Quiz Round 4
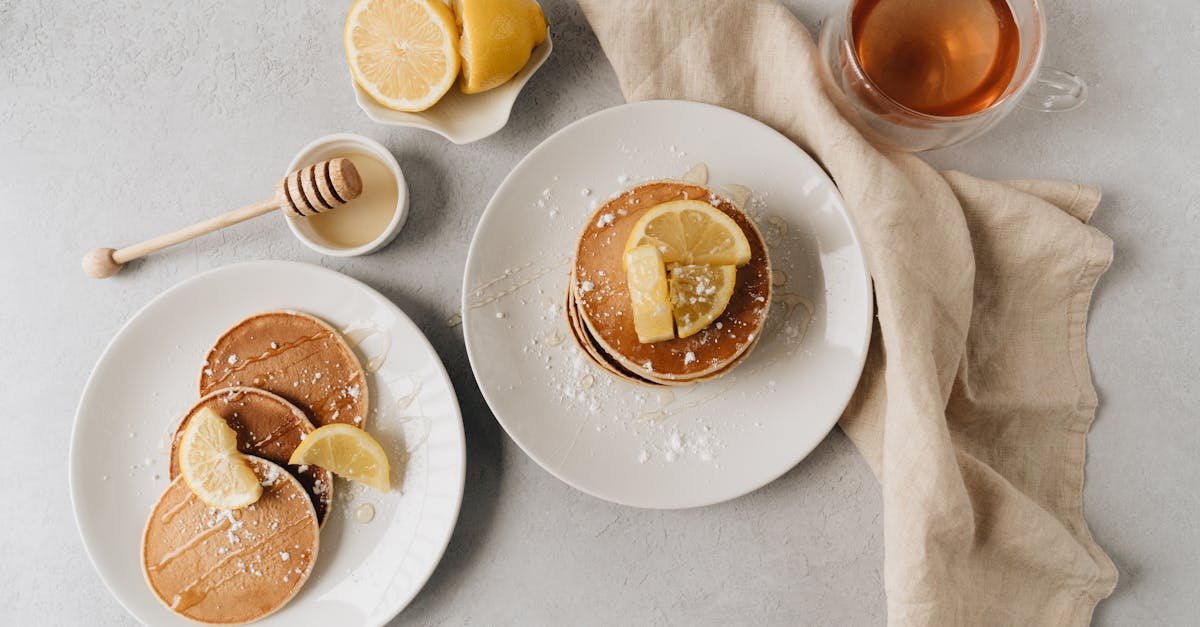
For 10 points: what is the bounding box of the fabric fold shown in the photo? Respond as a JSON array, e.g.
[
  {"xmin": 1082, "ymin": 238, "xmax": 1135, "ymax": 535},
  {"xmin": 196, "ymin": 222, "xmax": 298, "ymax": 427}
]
[{"xmin": 578, "ymin": 0, "xmax": 1118, "ymax": 624}]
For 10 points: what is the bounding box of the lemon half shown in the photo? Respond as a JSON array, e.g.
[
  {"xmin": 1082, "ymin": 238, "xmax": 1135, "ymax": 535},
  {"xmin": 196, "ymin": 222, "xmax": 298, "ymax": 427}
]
[
  {"xmin": 454, "ymin": 0, "xmax": 547, "ymax": 94},
  {"xmin": 345, "ymin": 0, "xmax": 460, "ymax": 112},
  {"xmin": 178, "ymin": 407, "xmax": 263, "ymax": 510}
]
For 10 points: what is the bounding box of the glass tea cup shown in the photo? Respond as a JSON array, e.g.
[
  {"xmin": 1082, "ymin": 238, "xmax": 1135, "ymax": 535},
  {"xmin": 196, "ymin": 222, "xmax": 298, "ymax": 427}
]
[{"xmin": 817, "ymin": 0, "xmax": 1087, "ymax": 152}]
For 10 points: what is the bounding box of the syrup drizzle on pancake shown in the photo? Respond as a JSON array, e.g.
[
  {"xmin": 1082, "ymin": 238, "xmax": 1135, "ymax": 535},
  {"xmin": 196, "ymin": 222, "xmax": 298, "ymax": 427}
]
[
  {"xmin": 250, "ymin": 418, "xmax": 303, "ymax": 449},
  {"xmin": 201, "ymin": 311, "xmax": 369, "ymax": 429},
  {"xmin": 204, "ymin": 331, "xmax": 328, "ymax": 388},
  {"xmin": 159, "ymin": 498, "xmax": 191, "ymax": 526},
  {"xmin": 143, "ymin": 457, "xmax": 319, "ymax": 624},
  {"xmin": 147, "ymin": 521, "xmax": 231, "ymax": 572},
  {"xmin": 166, "ymin": 514, "xmax": 314, "ymax": 612}
]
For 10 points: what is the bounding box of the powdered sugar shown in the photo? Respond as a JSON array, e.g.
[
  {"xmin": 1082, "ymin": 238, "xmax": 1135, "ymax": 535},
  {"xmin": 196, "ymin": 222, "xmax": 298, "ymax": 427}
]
[{"xmin": 520, "ymin": 309, "xmax": 734, "ymax": 467}]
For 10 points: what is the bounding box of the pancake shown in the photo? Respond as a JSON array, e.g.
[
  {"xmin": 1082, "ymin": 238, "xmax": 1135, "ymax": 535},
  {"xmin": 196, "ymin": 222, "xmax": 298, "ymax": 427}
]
[
  {"xmin": 199, "ymin": 311, "xmax": 369, "ymax": 428},
  {"xmin": 142, "ymin": 456, "xmax": 319, "ymax": 624},
  {"xmin": 570, "ymin": 262, "xmax": 758, "ymax": 388},
  {"xmin": 567, "ymin": 278, "xmax": 763, "ymax": 387},
  {"xmin": 565, "ymin": 279, "xmax": 657, "ymax": 386},
  {"xmin": 572, "ymin": 181, "xmax": 771, "ymax": 382},
  {"xmin": 168, "ymin": 387, "xmax": 334, "ymax": 525}
]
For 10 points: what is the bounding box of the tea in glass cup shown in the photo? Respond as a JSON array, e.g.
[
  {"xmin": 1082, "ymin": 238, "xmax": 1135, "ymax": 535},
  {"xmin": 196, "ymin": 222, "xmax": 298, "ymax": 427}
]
[{"xmin": 819, "ymin": 0, "xmax": 1087, "ymax": 151}]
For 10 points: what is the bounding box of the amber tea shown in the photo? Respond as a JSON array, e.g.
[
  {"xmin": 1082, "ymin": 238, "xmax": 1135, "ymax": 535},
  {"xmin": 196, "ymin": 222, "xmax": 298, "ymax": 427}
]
[{"xmin": 851, "ymin": 0, "xmax": 1021, "ymax": 117}]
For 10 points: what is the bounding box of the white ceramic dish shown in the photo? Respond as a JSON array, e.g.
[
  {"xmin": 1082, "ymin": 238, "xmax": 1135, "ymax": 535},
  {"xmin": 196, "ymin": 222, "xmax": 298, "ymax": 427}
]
[
  {"xmin": 462, "ymin": 100, "xmax": 873, "ymax": 509},
  {"xmin": 70, "ymin": 261, "xmax": 465, "ymax": 626},
  {"xmin": 284, "ymin": 133, "xmax": 409, "ymax": 257},
  {"xmin": 352, "ymin": 37, "xmax": 552, "ymax": 144}
]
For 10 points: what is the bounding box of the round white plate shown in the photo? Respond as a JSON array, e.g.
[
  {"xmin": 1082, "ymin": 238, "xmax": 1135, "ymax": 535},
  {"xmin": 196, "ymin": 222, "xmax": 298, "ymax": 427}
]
[
  {"xmin": 462, "ymin": 100, "xmax": 873, "ymax": 509},
  {"xmin": 71, "ymin": 261, "xmax": 465, "ymax": 626}
]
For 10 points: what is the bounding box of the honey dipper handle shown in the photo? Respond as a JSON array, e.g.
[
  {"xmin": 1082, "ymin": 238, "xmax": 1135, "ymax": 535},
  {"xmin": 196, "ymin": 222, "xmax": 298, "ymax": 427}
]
[
  {"xmin": 81, "ymin": 197, "xmax": 281, "ymax": 278},
  {"xmin": 111, "ymin": 198, "xmax": 281, "ymax": 265},
  {"xmin": 82, "ymin": 158, "xmax": 362, "ymax": 279}
]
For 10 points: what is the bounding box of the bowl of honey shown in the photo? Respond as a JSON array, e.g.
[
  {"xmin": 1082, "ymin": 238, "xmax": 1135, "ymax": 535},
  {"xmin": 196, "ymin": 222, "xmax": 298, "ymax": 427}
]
[{"xmin": 283, "ymin": 133, "xmax": 408, "ymax": 256}]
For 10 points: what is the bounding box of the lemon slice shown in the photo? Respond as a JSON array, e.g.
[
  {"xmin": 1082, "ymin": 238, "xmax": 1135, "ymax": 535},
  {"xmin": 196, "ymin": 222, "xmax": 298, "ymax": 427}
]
[
  {"xmin": 178, "ymin": 407, "xmax": 263, "ymax": 509},
  {"xmin": 454, "ymin": 0, "xmax": 547, "ymax": 94},
  {"xmin": 289, "ymin": 424, "xmax": 390, "ymax": 491},
  {"xmin": 624, "ymin": 245, "xmax": 675, "ymax": 344},
  {"xmin": 624, "ymin": 200, "xmax": 752, "ymax": 269},
  {"xmin": 344, "ymin": 0, "xmax": 460, "ymax": 112},
  {"xmin": 669, "ymin": 264, "xmax": 737, "ymax": 339}
]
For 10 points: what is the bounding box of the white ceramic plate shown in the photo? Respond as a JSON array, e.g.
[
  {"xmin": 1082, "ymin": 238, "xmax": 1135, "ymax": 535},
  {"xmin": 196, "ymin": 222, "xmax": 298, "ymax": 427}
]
[
  {"xmin": 462, "ymin": 100, "xmax": 873, "ymax": 509},
  {"xmin": 71, "ymin": 261, "xmax": 465, "ymax": 626},
  {"xmin": 353, "ymin": 38, "xmax": 552, "ymax": 144}
]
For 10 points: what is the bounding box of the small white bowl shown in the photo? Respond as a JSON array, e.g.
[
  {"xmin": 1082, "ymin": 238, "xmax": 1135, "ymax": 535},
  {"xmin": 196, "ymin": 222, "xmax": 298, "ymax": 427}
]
[
  {"xmin": 284, "ymin": 133, "xmax": 409, "ymax": 257},
  {"xmin": 352, "ymin": 36, "xmax": 553, "ymax": 144}
]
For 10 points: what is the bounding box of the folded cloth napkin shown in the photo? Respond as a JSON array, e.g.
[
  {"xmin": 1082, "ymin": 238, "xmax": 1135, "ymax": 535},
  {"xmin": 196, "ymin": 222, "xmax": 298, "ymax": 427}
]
[{"xmin": 578, "ymin": 0, "xmax": 1119, "ymax": 623}]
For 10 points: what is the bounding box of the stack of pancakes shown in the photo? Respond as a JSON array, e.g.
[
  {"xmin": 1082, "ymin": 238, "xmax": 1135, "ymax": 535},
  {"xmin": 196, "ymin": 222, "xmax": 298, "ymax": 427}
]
[
  {"xmin": 141, "ymin": 311, "xmax": 369, "ymax": 624},
  {"xmin": 568, "ymin": 181, "xmax": 771, "ymax": 385}
]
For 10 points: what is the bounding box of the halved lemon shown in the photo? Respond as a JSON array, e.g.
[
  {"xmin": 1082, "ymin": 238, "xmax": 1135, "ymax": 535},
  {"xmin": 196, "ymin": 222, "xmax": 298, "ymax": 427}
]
[
  {"xmin": 624, "ymin": 200, "xmax": 752, "ymax": 269},
  {"xmin": 178, "ymin": 407, "xmax": 263, "ymax": 510},
  {"xmin": 289, "ymin": 424, "xmax": 390, "ymax": 491},
  {"xmin": 624, "ymin": 245, "xmax": 675, "ymax": 344},
  {"xmin": 669, "ymin": 264, "xmax": 737, "ymax": 339},
  {"xmin": 454, "ymin": 0, "xmax": 547, "ymax": 94},
  {"xmin": 344, "ymin": 0, "xmax": 460, "ymax": 112}
]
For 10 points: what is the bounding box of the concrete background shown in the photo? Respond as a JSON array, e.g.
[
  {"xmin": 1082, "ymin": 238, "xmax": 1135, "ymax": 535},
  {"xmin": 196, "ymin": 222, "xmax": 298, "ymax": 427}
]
[{"xmin": 1, "ymin": 0, "xmax": 1195, "ymax": 624}]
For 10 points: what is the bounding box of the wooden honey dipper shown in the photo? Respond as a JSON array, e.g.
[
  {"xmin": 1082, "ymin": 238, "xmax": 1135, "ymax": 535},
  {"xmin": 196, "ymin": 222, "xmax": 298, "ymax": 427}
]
[{"xmin": 82, "ymin": 158, "xmax": 362, "ymax": 279}]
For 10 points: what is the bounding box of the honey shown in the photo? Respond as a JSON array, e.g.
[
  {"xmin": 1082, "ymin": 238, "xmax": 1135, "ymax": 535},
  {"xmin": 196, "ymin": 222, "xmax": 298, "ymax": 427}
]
[{"xmin": 306, "ymin": 153, "xmax": 398, "ymax": 248}]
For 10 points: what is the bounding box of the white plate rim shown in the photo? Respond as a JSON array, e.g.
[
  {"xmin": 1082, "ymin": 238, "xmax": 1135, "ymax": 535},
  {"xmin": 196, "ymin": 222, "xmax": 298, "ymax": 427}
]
[
  {"xmin": 69, "ymin": 260, "xmax": 467, "ymax": 625},
  {"xmin": 461, "ymin": 99, "xmax": 874, "ymax": 509}
]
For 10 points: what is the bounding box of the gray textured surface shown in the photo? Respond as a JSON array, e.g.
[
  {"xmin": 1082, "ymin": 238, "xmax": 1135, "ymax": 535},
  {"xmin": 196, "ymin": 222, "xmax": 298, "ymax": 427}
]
[{"xmin": 0, "ymin": 1, "xmax": 1195, "ymax": 625}]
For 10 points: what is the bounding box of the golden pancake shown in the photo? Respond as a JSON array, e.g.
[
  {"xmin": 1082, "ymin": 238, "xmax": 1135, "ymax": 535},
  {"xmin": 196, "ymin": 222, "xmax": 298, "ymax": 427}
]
[
  {"xmin": 142, "ymin": 457, "xmax": 319, "ymax": 624},
  {"xmin": 199, "ymin": 311, "xmax": 369, "ymax": 428},
  {"xmin": 567, "ymin": 276, "xmax": 763, "ymax": 388},
  {"xmin": 565, "ymin": 280, "xmax": 658, "ymax": 386},
  {"xmin": 168, "ymin": 387, "xmax": 334, "ymax": 525},
  {"xmin": 570, "ymin": 277, "xmax": 754, "ymax": 387},
  {"xmin": 572, "ymin": 181, "xmax": 771, "ymax": 382}
]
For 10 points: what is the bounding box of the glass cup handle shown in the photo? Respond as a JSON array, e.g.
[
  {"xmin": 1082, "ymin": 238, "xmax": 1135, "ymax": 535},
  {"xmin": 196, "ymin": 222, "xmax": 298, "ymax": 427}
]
[{"xmin": 1019, "ymin": 66, "xmax": 1088, "ymax": 112}]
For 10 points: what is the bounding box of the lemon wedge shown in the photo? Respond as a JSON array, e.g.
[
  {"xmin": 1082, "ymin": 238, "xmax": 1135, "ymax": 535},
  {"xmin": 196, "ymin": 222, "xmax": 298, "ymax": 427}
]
[
  {"xmin": 624, "ymin": 200, "xmax": 752, "ymax": 269},
  {"xmin": 624, "ymin": 245, "xmax": 675, "ymax": 344},
  {"xmin": 178, "ymin": 407, "xmax": 263, "ymax": 510},
  {"xmin": 453, "ymin": 0, "xmax": 547, "ymax": 94},
  {"xmin": 669, "ymin": 264, "xmax": 737, "ymax": 339},
  {"xmin": 289, "ymin": 424, "xmax": 390, "ymax": 492},
  {"xmin": 345, "ymin": 0, "xmax": 460, "ymax": 112}
]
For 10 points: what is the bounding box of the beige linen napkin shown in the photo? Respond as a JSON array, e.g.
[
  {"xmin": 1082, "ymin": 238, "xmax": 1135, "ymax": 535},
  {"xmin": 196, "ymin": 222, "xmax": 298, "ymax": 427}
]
[{"xmin": 578, "ymin": 0, "xmax": 1119, "ymax": 623}]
